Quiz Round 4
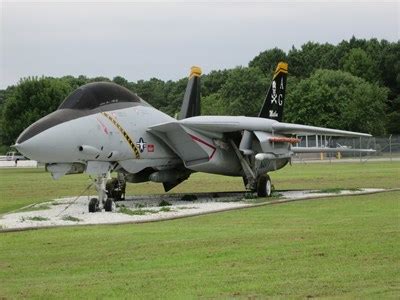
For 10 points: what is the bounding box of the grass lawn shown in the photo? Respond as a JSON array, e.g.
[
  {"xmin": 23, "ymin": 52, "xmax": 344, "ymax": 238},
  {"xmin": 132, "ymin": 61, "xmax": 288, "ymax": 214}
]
[
  {"xmin": 0, "ymin": 191, "xmax": 399, "ymax": 298},
  {"xmin": 0, "ymin": 162, "xmax": 399, "ymax": 298},
  {"xmin": 0, "ymin": 161, "xmax": 399, "ymax": 214}
]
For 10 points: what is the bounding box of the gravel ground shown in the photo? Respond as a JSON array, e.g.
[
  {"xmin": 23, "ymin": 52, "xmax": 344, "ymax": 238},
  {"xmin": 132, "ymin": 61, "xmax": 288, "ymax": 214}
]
[{"xmin": 0, "ymin": 188, "xmax": 385, "ymax": 231}]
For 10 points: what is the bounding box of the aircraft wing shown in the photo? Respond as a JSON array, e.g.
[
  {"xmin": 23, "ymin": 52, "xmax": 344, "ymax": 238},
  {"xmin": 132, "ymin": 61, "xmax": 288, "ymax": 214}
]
[
  {"xmin": 291, "ymin": 147, "xmax": 375, "ymax": 153},
  {"xmin": 174, "ymin": 116, "xmax": 371, "ymax": 137},
  {"xmin": 271, "ymin": 122, "xmax": 371, "ymax": 137},
  {"xmin": 148, "ymin": 116, "xmax": 373, "ymax": 166}
]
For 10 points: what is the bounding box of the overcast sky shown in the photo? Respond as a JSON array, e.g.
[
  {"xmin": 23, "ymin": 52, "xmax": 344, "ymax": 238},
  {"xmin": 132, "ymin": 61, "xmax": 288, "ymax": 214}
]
[{"xmin": 1, "ymin": 0, "xmax": 399, "ymax": 89}]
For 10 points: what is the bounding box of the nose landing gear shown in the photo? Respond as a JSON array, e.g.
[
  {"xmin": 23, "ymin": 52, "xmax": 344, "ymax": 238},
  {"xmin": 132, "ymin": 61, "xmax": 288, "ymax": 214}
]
[
  {"xmin": 88, "ymin": 173, "xmax": 126, "ymax": 213},
  {"xmin": 88, "ymin": 173, "xmax": 114, "ymax": 213}
]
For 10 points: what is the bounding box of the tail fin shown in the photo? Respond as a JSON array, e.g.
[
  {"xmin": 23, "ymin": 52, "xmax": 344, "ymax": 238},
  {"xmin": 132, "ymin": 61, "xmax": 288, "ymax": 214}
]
[
  {"xmin": 258, "ymin": 62, "xmax": 288, "ymax": 122},
  {"xmin": 178, "ymin": 66, "xmax": 202, "ymax": 120}
]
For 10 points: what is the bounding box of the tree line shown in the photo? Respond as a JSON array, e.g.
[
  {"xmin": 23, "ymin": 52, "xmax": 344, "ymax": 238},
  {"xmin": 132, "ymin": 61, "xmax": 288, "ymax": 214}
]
[{"xmin": 0, "ymin": 37, "xmax": 399, "ymax": 152}]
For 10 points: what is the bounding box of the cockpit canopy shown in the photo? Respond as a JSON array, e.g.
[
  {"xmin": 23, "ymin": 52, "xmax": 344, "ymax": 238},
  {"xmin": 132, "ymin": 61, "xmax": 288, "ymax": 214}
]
[
  {"xmin": 16, "ymin": 82, "xmax": 146, "ymax": 144},
  {"xmin": 58, "ymin": 82, "xmax": 142, "ymax": 110}
]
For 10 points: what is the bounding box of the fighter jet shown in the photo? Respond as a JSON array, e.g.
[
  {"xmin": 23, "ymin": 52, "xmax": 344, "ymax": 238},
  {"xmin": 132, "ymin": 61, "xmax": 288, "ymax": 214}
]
[{"xmin": 14, "ymin": 62, "xmax": 373, "ymax": 212}]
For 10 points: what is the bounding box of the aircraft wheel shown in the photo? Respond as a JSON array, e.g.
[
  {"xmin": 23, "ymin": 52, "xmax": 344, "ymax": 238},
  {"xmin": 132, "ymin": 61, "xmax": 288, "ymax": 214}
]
[
  {"xmin": 106, "ymin": 178, "xmax": 125, "ymax": 201},
  {"xmin": 104, "ymin": 198, "xmax": 114, "ymax": 212},
  {"xmin": 89, "ymin": 198, "xmax": 99, "ymax": 213},
  {"xmin": 257, "ymin": 174, "xmax": 272, "ymax": 197},
  {"xmin": 106, "ymin": 178, "xmax": 117, "ymax": 198},
  {"xmin": 114, "ymin": 190, "xmax": 122, "ymax": 201},
  {"xmin": 119, "ymin": 181, "xmax": 126, "ymax": 201}
]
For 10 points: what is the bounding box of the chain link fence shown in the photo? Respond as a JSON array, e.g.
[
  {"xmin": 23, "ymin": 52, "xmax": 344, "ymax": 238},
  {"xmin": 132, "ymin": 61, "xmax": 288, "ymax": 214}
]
[{"xmin": 293, "ymin": 135, "xmax": 400, "ymax": 162}]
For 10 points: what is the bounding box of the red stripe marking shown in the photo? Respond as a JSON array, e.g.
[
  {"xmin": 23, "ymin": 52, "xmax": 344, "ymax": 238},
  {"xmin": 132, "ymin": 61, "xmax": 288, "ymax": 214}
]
[
  {"xmin": 188, "ymin": 134, "xmax": 217, "ymax": 160},
  {"xmin": 96, "ymin": 117, "xmax": 109, "ymax": 135},
  {"xmin": 269, "ymin": 137, "xmax": 300, "ymax": 144}
]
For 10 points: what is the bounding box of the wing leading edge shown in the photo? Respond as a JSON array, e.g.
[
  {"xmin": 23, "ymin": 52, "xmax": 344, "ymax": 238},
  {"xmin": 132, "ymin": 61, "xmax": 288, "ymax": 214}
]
[{"xmin": 272, "ymin": 122, "xmax": 372, "ymax": 137}]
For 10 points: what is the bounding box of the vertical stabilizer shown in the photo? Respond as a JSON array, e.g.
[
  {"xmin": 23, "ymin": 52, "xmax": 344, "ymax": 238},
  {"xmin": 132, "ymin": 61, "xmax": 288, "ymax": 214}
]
[
  {"xmin": 258, "ymin": 62, "xmax": 288, "ymax": 122},
  {"xmin": 178, "ymin": 66, "xmax": 202, "ymax": 120}
]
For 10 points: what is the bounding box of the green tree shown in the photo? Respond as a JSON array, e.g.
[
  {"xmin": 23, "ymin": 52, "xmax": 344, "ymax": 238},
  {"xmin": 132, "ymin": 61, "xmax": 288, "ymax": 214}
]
[
  {"xmin": 201, "ymin": 69, "xmax": 229, "ymax": 97},
  {"xmin": 201, "ymin": 93, "xmax": 226, "ymax": 115},
  {"xmin": 0, "ymin": 77, "xmax": 72, "ymax": 146},
  {"xmin": 342, "ymin": 48, "xmax": 379, "ymax": 83},
  {"xmin": 61, "ymin": 75, "xmax": 89, "ymax": 90},
  {"xmin": 163, "ymin": 78, "xmax": 187, "ymax": 116},
  {"xmin": 112, "ymin": 76, "xmax": 130, "ymax": 89},
  {"xmin": 386, "ymin": 95, "xmax": 400, "ymax": 134},
  {"xmin": 249, "ymin": 48, "xmax": 287, "ymax": 77},
  {"xmin": 379, "ymin": 42, "xmax": 400, "ymax": 98},
  {"xmin": 285, "ymin": 69, "xmax": 387, "ymax": 135},
  {"xmin": 133, "ymin": 78, "xmax": 166, "ymax": 109},
  {"xmin": 218, "ymin": 67, "xmax": 267, "ymax": 116},
  {"xmin": 89, "ymin": 76, "xmax": 110, "ymax": 83},
  {"xmin": 288, "ymin": 42, "xmax": 339, "ymax": 78}
]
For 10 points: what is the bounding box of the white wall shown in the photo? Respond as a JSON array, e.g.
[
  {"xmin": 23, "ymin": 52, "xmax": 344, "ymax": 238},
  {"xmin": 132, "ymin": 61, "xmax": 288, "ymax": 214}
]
[{"xmin": 0, "ymin": 160, "xmax": 38, "ymax": 168}]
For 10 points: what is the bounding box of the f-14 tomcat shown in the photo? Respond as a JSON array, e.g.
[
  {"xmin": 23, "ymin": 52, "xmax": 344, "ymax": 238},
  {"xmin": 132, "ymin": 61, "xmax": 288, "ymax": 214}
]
[{"xmin": 15, "ymin": 62, "xmax": 373, "ymax": 212}]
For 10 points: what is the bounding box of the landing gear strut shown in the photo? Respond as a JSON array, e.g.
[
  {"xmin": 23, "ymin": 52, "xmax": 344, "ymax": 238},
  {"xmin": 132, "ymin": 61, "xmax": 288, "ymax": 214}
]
[
  {"xmin": 230, "ymin": 139, "xmax": 273, "ymax": 198},
  {"xmin": 88, "ymin": 172, "xmax": 114, "ymax": 213}
]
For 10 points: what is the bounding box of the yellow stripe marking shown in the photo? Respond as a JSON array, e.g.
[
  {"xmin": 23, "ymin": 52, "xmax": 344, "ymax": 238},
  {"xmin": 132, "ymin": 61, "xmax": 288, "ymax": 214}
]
[
  {"xmin": 189, "ymin": 65, "xmax": 202, "ymax": 79},
  {"xmin": 101, "ymin": 112, "xmax": 141, "ymax": 159},
  {"xmin": 273, "ymin": 62, "xmax": 288, "ymax": 78}
]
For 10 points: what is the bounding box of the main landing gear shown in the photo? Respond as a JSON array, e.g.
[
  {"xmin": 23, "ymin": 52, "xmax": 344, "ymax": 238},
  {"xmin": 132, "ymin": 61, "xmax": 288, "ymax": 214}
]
[
  {"xmin": 256, "ymin": 174, "xmax": 272, "ymax": 197},
  {"xmin": 230, "ymin": 140, "xmax": 273, "ymax": 197},
  {"xmin": 88, "ymin": 173, "xmax": 126, "ymax": 213},
  {"xmin": 106, "ymin": 177, "xmax": 126, "ymax": 201}
]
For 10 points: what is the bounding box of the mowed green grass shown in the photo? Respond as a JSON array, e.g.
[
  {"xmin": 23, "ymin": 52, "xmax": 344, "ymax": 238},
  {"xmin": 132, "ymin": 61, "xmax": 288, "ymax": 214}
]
[
  {"xmin": 0, "ymin": 162, "xmax": 399, "ymax": 298},
  {"xmin": 0, "ymin": 161, "xmax": 399, "ymax": 214},
  {"xmin": 0, "ymin": 192, "xmax": 399, "ymax": 298}
]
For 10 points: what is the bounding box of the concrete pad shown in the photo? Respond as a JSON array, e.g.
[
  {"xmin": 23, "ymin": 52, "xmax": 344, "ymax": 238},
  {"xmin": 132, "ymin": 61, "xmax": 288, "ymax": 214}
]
[{"xmin": 0, "ymin": 188, "xmax": 387, "ymax": 231}]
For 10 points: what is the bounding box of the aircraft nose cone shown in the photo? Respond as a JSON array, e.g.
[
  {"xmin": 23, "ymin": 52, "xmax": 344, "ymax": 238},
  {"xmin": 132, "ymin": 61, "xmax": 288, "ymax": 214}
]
[
  {"xmin": 14, "ymin": 113, "xmax": 80, "ymax": 163},
  {"xmin": 15, "ymin": 123, "xmax": 41, "ymax": 159},
  {"xmin": 14, "ymin": 116, "xmax": 50, "ymax": 160},
  {"xmin": 14, "ymin": 129, "xmax": 47, "ymax": 161},
  {"xmin": 16, "ymin": 114, "xmax": 51, "ymax": 145},
  {"xmin": 14, "ymin": 142, "xmax": 25, "ymax": 154}
]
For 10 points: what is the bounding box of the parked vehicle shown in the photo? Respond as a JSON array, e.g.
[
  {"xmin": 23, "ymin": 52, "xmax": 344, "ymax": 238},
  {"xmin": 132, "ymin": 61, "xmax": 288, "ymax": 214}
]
[{"xmin": 0, "ymin": 151, "xmax": 27, "ymax": 162}]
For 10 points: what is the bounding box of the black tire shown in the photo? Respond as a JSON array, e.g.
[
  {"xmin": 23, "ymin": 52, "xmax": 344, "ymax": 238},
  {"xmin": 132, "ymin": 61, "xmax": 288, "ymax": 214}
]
[
  {"xmin": 113, "ymin": 189, "xmax": 122, "ymax": 201},
  {"xmin": 257, "ymin": 174, "xmax": 272, "ymax": 197},
  {"xmin": 119, "ymin": 181, "xmax": 126, "ymax": 200},
  {"xmin": 265, "ymin": 175, "xmax": 272, "ymax": 197},
  {"xmin": 88, "ymin": 198, "xmax": 99, "ymax": 213},
  {"xmin": 104, "ymin": 198, "xmax": 113, "ymax": 212},
  {"xmin": 106, "ymin": 178, "xmax": 118, "ymax": 198},
  {"xmin": 106, "ymin": 178, "xmax": 125, "ymax": 201}
]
